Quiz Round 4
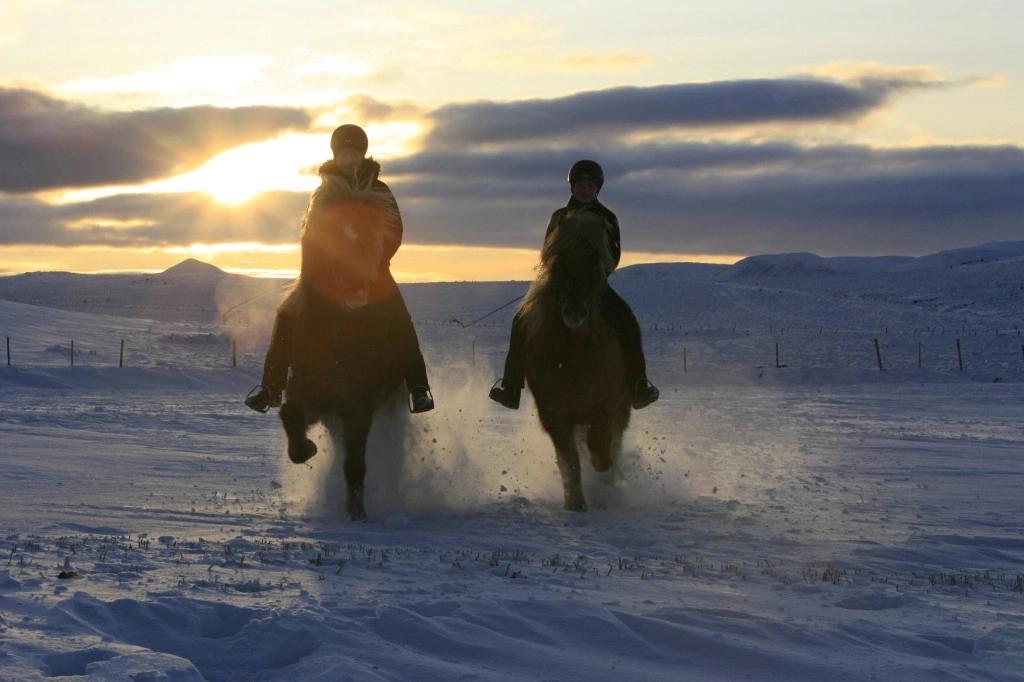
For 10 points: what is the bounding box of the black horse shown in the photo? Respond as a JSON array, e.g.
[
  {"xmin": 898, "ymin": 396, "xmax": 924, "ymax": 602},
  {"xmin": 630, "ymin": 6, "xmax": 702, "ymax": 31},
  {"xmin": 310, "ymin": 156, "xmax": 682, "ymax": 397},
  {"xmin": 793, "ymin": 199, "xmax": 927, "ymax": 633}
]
[
  {"xmin": 519, "ymin": 210, "xmax": 632, "ymax": 511},
  {"xmin": 277, "ymin": 189, "xmax": 405, "ymax": 521}
]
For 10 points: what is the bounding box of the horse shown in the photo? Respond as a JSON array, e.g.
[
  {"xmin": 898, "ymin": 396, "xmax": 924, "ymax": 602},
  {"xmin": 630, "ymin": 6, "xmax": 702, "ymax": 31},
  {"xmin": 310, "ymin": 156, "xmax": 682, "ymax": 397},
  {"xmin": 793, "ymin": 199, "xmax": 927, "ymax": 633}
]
[
  {"xmin": 519, "ymin": 210, "xmax": 632, "ymax": 511},
  {"xmin": 276, "ymin": 186, "xmax": 405, "ymax": 521}
]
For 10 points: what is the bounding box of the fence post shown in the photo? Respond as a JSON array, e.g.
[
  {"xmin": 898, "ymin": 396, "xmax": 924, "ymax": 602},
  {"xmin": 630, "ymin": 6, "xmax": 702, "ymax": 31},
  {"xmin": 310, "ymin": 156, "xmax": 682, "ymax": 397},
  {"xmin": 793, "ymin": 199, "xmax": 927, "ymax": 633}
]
[
  {"xmin": 231, "ymin": 339, "xmax": 237, "ymax": 368},
  {"xmin": 119, "ymin": 339, "xmax": 124, "ymax": 368},
  {"xmin": 956, "ymin": 338, "xmax": 963, "ymax": 372},
  {"xmin": 873, "ymin": 338, "xmax": 883, "ymax": 371}
]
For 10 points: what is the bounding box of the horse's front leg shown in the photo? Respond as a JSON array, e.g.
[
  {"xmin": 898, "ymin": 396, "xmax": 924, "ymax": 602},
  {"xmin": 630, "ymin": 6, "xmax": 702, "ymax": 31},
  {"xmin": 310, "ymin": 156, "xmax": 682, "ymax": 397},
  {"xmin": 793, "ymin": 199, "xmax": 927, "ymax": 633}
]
[
  {"xmin": 280, "ymin": 401, "xmax": 317, "ymax": 464},
  {"xmin": 586, "ymin": 399, "xmax": 629, "ymax": 473},
  {"xmin": 550, "ymin": 427, "xmax": 587, "ymax": 511},
  {"xmin": 341, "ymin": 409, "xmax": 373, "ymax": 521}
]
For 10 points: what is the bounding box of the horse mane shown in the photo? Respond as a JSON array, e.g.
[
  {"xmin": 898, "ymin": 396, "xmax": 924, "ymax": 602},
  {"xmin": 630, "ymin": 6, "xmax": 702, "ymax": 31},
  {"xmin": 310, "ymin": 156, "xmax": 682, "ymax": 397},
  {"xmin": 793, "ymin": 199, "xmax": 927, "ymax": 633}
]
[
  {"xmin": 299, "ymin": 182, "xmax": 400, "ymax": 246},
  {"xmin": 518, "ymin": 210, "xmax": 614, "ymax": 333},
  {"xmin": 291, "ymin": 181, "xmax": 401, "ymax": 305}
]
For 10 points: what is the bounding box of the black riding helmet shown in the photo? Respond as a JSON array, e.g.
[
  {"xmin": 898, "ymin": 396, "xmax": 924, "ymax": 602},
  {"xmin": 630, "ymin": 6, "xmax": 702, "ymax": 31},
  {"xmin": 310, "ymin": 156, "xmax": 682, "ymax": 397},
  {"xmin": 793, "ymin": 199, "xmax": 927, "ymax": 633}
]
[
  {"xmin": 568, "ymin": 159, "xmax": 604, "ymax": 192},
  {"xmin": 330, "ymin": 124, "xmax": 369, "ymax": 155}
]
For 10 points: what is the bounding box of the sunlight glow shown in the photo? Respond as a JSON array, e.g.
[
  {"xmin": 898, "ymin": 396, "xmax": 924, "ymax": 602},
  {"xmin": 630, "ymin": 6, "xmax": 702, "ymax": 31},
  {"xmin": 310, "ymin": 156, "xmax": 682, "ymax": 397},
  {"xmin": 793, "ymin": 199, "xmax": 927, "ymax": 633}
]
[
  {"xmin": 62, "ymin": 55, "xmax": 273, "ymax": 95},
  {"xmin": 165, "ymin": 242, "xmax": 298, "ymax": 257},
  {"xmin": 159, "ymin": 135, "xmax": 323, "ymax": 205},
  {"xmin": 65, "ymin": 217, "xmax": 156, "ymax": 230},
  {"xmin": 41, "ymin": 125, "xmax": 426, "ymax": 208}
]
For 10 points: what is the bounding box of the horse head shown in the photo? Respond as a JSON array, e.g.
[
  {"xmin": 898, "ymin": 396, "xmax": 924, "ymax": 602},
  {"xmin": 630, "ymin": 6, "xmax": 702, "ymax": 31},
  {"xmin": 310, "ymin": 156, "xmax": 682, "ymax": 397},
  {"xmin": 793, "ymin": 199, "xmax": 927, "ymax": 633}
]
[
  {"xmin": 537, "ymin": 210, "xmax": 614, "ymax": 329},
  {"xmin": 299, "ymin": 193, "xmax": 399, "ymax": 310}
]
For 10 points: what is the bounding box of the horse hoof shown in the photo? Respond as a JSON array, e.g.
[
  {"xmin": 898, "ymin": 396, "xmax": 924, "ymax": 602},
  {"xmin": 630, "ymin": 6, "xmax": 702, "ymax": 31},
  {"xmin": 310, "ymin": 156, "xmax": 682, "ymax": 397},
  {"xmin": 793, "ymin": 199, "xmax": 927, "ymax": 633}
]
[{"xmin": 288, "ymin": 438, "xmax": 317, "ymax": 464}]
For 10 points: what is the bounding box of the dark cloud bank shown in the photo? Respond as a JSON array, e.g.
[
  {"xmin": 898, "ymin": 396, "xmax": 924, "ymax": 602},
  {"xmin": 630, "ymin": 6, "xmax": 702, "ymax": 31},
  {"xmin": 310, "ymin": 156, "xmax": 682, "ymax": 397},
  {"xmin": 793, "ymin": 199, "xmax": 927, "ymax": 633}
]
[
  {"xmin": 2, "ymin": 77, "xmax": 1021, "ymax": 258},
  {"xmin": 0, "ymin": 87, "xmax": 310, "ymax": 192},
  {"xmin": 425, "ymin": 76, "xmax": 932, "ymax": 146}
]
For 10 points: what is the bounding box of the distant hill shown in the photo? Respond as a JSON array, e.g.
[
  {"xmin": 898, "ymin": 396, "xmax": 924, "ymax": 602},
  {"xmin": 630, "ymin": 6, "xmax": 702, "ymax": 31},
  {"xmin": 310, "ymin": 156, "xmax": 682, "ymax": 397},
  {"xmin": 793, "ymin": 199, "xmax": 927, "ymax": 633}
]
[
  {"xmin": 161, "ymin": 258, "xmax": 227, "ymax": 278},
  {"xmin": 892, "ymin": 241, "xmax": 1024, "ymax": 271},
  {"xmin": 0, "ymin": 260, "xmax": 284, "ymax": 323},
  {"xmin": 724, "ymin": 241, "xmax": 1024, "ymax": 279},
  {"xmin": 1, "ymin": 242, "xmax": 1022, "ymax": 330}
]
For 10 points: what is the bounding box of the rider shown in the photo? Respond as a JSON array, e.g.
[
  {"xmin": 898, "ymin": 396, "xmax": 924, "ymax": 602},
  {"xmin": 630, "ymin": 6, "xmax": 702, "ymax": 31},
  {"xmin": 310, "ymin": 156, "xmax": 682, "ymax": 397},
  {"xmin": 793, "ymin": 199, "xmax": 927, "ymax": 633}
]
[
  {"xmin": 488, "ymin": 159, "xmax": 659, "ymax": 410},
  {"xmin": 245, "ymin": 124, "xmax": 434, "ymax": 414}
]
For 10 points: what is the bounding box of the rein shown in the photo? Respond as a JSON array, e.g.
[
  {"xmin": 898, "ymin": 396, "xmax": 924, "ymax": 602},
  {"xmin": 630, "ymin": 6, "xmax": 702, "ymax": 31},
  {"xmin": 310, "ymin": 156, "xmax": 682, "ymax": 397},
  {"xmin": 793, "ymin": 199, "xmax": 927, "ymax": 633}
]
[{"xmin": 450, "ymin": 293, "xmax": 524, "ymax": 328}]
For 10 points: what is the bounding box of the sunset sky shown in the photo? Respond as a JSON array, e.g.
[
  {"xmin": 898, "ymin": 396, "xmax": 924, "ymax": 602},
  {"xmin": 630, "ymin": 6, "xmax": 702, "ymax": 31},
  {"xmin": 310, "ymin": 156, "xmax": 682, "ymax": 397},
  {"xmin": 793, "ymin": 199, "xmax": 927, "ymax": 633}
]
[{"xmin": 1, "ymin": 0, "xmax": 1021, "ymax": 280}]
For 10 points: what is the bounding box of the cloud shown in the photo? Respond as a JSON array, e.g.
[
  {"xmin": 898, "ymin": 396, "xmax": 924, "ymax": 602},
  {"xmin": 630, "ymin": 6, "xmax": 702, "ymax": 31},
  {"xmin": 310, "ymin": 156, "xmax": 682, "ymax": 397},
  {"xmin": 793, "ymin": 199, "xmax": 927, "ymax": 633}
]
[
  {"xmin": 425, "ymin": 76, "xmax": 939, "ymax": 146},
  {"xmin": 62, "ymin": 55, "xmax": 274, "ymax": 95},
  {"xmin": 386, "ymin": 140, "xmax": 1024, "ymax": 255},
  {"xmin": 341, "ymin": 93, "xmax": 426, "ymax": 123},
  {"xmin": 4, "ymin": 141, "xmax": 1021, "ymax": 258},
  {"xmin": 0, "ymin": 87, "xmax": 311, "ymax": 192},
  {"xmin": 292, "ymin": 54, "xmax": 372, "ymax": 79},
  {"xmin": 0, "ymin": 191, "xmax": 309, "ymax": 247},
  {"xmin": 2, "ymin": 76, "xmax": 1018, "ymax": 260},
  {"xmin": 801, "ymin": 61, "xmax": 944, "ymax": 85},
  {"xmin": 465, "ymin": 49, "xmax": 650, "ymax": 76}
]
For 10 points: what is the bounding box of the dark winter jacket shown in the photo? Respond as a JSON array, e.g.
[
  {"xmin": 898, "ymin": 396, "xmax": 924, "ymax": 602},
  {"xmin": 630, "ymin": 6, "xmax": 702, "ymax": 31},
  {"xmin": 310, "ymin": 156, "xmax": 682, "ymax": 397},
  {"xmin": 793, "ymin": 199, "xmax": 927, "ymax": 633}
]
[{"xmin": 545, "ymin": 197, "xmax": 622, "ymax": 273}]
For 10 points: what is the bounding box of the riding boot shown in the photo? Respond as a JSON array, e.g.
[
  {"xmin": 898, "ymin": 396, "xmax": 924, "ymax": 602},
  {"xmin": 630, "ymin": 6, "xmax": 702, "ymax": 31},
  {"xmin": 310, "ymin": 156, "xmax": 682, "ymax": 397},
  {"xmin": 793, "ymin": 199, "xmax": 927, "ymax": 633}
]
[
  {"xmin": 244, "ymin": 384, "xmax": 282, "ymax": 413},
  {"xmin": 488, "ymin": 378, "xmax": 521, "ymax": 409},
  {"xmin": 409, "ymin": 386, "xmax": 435, "ymax": 413},
  {"xmin": 245, "ymin": 312, "xmax": 290, "ymax": 412},
  {"xmin": 489, "ymin": 313, "xmax": 524, "ymax": 409},
  {"xmin": 632, "ymin": 378, "xmax": 660, "ymax": 409}
]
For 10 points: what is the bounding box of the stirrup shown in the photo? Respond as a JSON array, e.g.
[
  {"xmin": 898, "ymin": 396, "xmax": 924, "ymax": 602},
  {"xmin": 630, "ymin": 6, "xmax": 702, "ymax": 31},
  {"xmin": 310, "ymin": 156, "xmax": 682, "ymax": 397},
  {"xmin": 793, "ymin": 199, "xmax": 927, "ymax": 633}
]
[
  {"xmin": 632, "ymin": 378, "xmax": 660, "ymax": 410},
  {"xmin": 488, "ymin": 378, "xmax": 521, "ymax": 410},
  {"xmin": 244, "ymin": 385, "xmax": 271, "ymax": 413},
  {"xmin": 409, "ymin": 386, "xmax": 435, "ymax": 414}
]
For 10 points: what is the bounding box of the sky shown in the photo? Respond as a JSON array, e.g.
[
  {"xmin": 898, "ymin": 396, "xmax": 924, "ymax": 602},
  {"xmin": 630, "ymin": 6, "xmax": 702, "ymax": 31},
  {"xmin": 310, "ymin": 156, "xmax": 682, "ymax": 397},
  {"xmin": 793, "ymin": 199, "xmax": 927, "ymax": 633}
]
[{"xmin": 0, "ymin": 0, "xmax": 1021, "ymax": 281}]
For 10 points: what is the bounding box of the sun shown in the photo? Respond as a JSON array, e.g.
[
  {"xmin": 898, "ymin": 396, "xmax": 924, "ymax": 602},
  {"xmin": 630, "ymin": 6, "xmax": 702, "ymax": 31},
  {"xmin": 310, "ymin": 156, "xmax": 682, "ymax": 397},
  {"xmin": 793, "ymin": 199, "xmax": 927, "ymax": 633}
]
[
  {"xmin": 184, "ymin": 136, "xmax": 322, "ymax": 206},
  {"xmin": 109, "ymin": 133, "xmax": 324, "ymax": 207}
]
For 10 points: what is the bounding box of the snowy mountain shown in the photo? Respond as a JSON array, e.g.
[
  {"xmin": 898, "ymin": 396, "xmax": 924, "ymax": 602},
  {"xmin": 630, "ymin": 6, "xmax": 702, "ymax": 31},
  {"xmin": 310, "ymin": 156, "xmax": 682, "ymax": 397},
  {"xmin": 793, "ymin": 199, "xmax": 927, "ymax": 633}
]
[
  {"xmin": 725, "ymin": 240, "xmax": 1024, "ymax": 279},
  {"xmin": 0, "ymin": 259, "xmax": 286, "ymax": 322},
  {"xmin": 160, "ymin": 257, "xmax": 229, "ymax": 278},
  {"xmin": 2, "ymin": 240, "xmax": 1023, "ymax": 333}
]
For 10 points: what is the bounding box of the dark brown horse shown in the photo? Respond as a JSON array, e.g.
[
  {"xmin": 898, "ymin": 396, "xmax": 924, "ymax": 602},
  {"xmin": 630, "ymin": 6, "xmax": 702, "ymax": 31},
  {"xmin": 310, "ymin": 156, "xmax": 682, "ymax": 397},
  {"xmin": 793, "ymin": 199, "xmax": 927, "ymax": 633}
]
[
  {"xmin": 520, "ymin": 210, "xmax": 631, "ymax": 511},
  {"xmin": 277, "ymin": 187, "xmax": 405, "ymax": 521}
]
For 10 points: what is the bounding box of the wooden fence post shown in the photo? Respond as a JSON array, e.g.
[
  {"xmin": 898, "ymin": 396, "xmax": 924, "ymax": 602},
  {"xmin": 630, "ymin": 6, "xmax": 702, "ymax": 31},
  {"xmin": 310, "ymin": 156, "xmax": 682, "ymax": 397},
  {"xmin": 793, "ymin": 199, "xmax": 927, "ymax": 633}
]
[
  {"xmin": 956, "ymin": 338, "xmax": 963, "ymax": 372},
  {"xmin": 119, "ymin": 339, "xmax": 125, "ymax": 368},
  {"xmin": 231, "ymin": 339, "xmax": 237, "ymax": 368},
  {"xmin": 873, "ymin": 338, "xmax": 883, "ymax": 371}
]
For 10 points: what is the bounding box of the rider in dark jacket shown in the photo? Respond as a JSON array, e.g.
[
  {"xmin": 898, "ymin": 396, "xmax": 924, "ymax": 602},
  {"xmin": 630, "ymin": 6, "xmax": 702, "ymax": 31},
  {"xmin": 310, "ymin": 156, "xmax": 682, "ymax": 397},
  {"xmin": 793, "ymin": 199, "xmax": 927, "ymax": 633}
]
[
  {"xmin": 245, "ymin": 124, "xmax": 434, "ymax": 414},
  {"xmin": 489, "ymin": 159, "xmax": 659, "ymax": 410}
]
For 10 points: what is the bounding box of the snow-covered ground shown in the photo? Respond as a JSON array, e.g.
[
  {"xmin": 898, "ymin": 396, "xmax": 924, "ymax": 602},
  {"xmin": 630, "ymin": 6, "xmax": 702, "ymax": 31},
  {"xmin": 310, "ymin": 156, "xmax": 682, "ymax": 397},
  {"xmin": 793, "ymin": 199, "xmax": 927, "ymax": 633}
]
[{"xmin": 1, "ymin": 244, "xmax": 1022, "ymax": 680}]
